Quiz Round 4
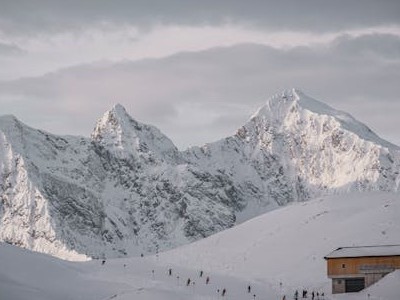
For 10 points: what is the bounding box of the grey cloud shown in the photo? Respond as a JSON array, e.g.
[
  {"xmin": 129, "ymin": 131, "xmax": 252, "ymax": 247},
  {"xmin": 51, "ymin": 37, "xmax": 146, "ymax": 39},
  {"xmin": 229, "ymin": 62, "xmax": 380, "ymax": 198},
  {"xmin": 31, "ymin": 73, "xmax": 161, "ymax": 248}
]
[
  {"xmin": 0, "ymin": 33, "xmax": 399, "ymax": 148},
  {"xmin": 331, "ymin": 34, "xmax": 400, "ymax": 60},
  {"xmin": 1, "ymin": 0, "xmax": 400, "ymax": 35},
  {"xmin": 0, "ymin": 42, "xmax": 24, "ymax": 56}
]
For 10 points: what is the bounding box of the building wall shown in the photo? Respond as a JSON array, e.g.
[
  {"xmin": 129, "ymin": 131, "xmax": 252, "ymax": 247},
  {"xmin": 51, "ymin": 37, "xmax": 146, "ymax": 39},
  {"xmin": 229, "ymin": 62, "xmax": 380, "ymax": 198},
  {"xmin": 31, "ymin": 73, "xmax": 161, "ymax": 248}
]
[
  {"xmin": 327, "ymin": 256, "xmax": 400, "ymax": 276},
  {"xmin": 332, "ymin": 278, "xmax": 345, "ymax": 294},
  {"xmin": 365, "ymin": 273, "xmax": 386, "ymax": 287},
  {"xmin": 327, "ymin": 256, "xmax": 400, "ymax": 293}
]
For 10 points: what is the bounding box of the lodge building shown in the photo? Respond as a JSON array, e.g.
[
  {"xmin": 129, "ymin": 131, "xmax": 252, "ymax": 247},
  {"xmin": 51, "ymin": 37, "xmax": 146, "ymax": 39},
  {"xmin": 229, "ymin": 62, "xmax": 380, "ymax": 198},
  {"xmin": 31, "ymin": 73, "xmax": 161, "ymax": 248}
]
[{"xmin": 324, "ymin": 245, "xmax": 400, "ymax": 294}]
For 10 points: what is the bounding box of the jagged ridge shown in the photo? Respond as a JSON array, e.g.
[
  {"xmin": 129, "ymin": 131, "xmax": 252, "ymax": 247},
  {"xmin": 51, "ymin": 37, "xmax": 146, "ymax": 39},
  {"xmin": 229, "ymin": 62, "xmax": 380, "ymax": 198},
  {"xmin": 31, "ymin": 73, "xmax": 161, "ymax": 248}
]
[{"xmin": 0, "ymin": 90, "xmax": 399, "ymax": 260}]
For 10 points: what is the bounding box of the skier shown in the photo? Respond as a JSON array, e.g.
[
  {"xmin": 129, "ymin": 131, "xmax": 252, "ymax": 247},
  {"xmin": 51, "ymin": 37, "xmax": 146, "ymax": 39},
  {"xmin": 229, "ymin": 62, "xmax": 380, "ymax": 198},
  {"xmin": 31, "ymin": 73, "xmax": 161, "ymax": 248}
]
[
  {"xmin": 248, "ymin": 285, "xmax": 251, "ymax": 293},
  {"xmin": 206, "ymin": 276, "xmax": 210, "ymax": 284},
  {"xmin": 282, "ymin": 296, "xmax": 286, "ymax": 300},
  {"xmin": 303, "ymin": 289, "xmax": 308, "ymax": 298},
  {"xmin": 294, "ymin": 290, "xmax": 299, "ymax": 300},
  {"xmin": 168, "ymin": 268, "xmax": 172, "ymax": 276},
  {"xmin": 311, "ymin": 291, "xmax": 315, "ymax": 300},
  {"xmin": 222, "ymin": 288, "xmax": 226, "ymax": 297},
  {"xmin": 200, "ymin": 270, "xmax": 203, "ymax": 277},
  {"xmin": 101, "ymin": 259, "xmax": 106, "ymax": 265},
  {"xmin": 186, "ymin": 278, "xmax": 191, "ymax": 286}
]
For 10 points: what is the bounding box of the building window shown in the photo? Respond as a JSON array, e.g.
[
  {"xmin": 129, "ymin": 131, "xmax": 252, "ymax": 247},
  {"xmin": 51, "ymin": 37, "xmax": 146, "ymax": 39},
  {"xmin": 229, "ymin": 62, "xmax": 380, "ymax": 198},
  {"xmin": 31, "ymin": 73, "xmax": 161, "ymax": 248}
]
[
  {"xmin": 337, "ymin": 280, "xmax": 342, "ymax": 284},
  {"xmin": 342, "ymin": 264, "xmax": 346, "ymax": 268}
]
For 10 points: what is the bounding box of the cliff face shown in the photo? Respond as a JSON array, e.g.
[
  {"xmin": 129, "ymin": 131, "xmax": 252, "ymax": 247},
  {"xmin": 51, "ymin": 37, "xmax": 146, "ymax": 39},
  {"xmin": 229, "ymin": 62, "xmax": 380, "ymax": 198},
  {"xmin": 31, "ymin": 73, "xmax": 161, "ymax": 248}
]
[{"xmin": 1, "ymin": 90, "xmax": 399, "ymax": 260}]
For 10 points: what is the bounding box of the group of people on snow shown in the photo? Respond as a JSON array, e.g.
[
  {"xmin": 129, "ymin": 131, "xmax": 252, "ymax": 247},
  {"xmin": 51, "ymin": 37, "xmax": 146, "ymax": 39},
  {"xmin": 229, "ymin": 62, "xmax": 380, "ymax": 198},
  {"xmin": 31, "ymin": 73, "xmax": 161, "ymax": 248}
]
[
  {"xmin": 292, "ymin": 289, "xmax": 325, "ymax": 300},
  {"xmin": 100, "ymin": 259, "xmax": 325, "ymax": 299}
]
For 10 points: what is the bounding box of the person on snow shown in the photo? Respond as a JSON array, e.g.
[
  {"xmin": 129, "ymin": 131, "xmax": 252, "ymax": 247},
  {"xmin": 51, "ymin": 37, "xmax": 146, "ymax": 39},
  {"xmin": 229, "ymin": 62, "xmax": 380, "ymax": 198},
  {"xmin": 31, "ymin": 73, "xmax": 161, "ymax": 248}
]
[
  {"xmin": 199, "ymin": 270, "xmax": 203, "ymax": 277},
  {"xmin": 206, "ymin": 276, "xmax": 210, "ymax": 284},
  {"xmin": 186, "ymin": 278, "xmax": 191, "ymax": 286},
  {"xmin": 222, "ymin": 288, "xmax": 226, "ymax": 297},
  {"xmin": 294, "ymin": 290, "xmax": 299, "ymax": 300},
  {"xmin": 248, "ymin": 285, "xmax": 251, "ymax": 293},
  {"xmin": 303, "ymin": 289, "xmax": 308, "ymax": 298},
  {"xmin": 168, "ymin": 268, "xmax": 172, "ymax": 276}
]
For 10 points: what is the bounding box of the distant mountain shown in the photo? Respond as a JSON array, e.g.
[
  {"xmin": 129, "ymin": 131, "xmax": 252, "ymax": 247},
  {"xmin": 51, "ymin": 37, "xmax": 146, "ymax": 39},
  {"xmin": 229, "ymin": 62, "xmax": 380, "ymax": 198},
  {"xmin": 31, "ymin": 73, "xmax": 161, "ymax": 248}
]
[
  {"xmin": 0, "ymin": 89, "xmax": 399, "ymax": 260},
  {"xmin": 185, "ymin": 89, "xmax": 400, "ymax": 220}
]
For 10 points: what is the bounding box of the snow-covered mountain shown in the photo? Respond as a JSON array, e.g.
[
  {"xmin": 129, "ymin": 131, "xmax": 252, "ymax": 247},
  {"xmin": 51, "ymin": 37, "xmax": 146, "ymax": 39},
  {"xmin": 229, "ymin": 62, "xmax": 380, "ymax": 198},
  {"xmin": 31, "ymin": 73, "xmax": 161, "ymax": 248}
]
[
  {"xmin": 0, "ymin": 106, "xmax": 236, "ymax": 260},
  {"xmin": 0, "ymin": 89, "xmax": 399, "ymax": 259},
  {"xmin": 186, "ymin": 89, "xmax": 400, "ymax": 220}
]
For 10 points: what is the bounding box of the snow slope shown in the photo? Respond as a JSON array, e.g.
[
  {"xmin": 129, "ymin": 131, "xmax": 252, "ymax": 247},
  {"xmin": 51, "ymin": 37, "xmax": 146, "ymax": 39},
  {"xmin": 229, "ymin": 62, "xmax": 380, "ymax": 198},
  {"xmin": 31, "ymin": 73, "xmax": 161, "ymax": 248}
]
[
  {"xmin": 159, "ymin": 192, "xmax": 400, "ymax": 296},
  {"xmin": 1, "ymin": 192, "xmax": 399, "ymax": 300},
  {"xmin": 0, "ymin": 241, "xmax": 278, "ymax": 300},
  {"xmin": 1, "ymin": 89, "xmax": 399, "ymax": 260}
]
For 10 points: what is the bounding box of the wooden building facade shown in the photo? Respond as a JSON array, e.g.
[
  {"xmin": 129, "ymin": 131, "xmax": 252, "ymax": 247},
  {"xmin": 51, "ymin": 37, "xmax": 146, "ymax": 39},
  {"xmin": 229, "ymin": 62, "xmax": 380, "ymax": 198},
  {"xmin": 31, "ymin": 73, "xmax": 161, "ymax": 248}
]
[{"xmin": 324, "ymin": 245, "xmax": 400, "ymax": 294}]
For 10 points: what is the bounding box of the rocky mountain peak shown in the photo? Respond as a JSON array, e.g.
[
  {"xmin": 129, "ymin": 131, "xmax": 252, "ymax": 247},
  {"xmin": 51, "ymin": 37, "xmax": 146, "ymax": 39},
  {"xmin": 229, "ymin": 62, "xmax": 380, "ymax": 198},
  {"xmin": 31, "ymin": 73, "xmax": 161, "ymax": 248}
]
[
  {"xmin": 251, "ymin": 88, "xmax": 343, "ymax": 122},
  {"xmin": 91, "ymin": 103, "xmax": 179, "ymax": 162},
  {"xmin": 0, "ymin": 114, "xmax": 26, "ymax": 135},
  {"xmin": 0, "ymin": 114, "xmax": 18, "ymax": 125},
  {"xmin": 91, "ymin": 103, "xmax": 134, "ymax": 138},
  {"xmin": 245, "ymin": 89, "xmax": 398, "ymax": 150}
]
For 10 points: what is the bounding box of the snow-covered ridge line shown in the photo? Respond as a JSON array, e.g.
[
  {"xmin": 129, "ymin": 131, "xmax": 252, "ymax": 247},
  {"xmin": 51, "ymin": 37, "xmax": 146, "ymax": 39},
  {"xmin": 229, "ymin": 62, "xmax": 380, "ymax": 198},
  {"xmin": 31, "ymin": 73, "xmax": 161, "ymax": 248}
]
[{"xmin": 0, "ymin": 89, "xmax": 399, "ymax": 260}]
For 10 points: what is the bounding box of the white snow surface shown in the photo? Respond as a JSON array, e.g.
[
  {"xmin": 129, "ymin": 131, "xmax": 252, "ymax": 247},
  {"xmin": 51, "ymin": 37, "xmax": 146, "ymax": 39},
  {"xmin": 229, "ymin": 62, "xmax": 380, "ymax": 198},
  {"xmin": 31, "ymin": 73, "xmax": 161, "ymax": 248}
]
[
  {"xmin": 1, "ymin": 89, "xmax": 400, "ymax": 260},
  {"xmin": 1, "ymin": 192, "xmax": 399, "ymax": 300},
  {"xmin": 325, "ymin": 244, "xmax": 400, "ymax": 258}
]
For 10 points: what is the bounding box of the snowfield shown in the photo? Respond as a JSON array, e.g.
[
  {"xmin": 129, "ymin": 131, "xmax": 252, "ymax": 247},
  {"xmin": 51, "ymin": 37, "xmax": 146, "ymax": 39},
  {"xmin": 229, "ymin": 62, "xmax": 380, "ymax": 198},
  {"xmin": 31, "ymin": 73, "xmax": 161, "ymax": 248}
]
[{"xmin": 1, "ymin": 192, "xmax": 399, "ymax": 300}]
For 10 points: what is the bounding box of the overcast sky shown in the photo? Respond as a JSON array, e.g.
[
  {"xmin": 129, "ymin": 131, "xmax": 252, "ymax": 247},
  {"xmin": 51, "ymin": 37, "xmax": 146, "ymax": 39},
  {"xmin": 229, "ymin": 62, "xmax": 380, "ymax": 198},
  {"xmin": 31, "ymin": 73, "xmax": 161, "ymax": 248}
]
[{"xmin": 1, "ymin": 1, "xmax": 399, "ymax": 148}]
